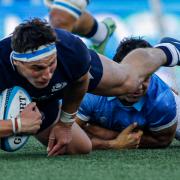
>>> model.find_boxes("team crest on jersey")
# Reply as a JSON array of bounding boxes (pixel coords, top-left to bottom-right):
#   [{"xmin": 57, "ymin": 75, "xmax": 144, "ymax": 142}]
[{"xmin": 51, "ymin": 82, "xmax": 67, "ymax": 92}]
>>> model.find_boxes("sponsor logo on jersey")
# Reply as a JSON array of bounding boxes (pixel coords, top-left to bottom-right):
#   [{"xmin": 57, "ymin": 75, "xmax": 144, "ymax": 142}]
[{"xmin": 51, "ymin": 82, "xmax": 67, "ymax": 92}]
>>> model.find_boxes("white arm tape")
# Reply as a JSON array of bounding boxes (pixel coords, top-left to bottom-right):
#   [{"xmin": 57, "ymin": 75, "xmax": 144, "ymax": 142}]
[
  {"xmin": 52, "ymin": 0, "xmax": 89, "ymax": 18},
  {"xmin": 154, "ymin": 43, "xmax": 180, "ymax": 66},
  {"xmin": 60, "ymin": 110, "xmax": 77, "ymax": 123}
]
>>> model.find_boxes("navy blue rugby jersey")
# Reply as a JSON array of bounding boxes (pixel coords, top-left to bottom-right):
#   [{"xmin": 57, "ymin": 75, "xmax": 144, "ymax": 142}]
[{"xmin": 0, "ymin": 29, "xmax": 103, "ymax": 105}]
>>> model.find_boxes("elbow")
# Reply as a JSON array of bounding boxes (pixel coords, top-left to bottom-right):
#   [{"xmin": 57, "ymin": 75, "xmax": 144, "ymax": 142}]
[
  {"xmin": 156, "ymin": 141, "xmax": 171, "ymax": 148},
  {"xmin": 153, "ymin": 137, "xmax": 173, "ymax": 149}
]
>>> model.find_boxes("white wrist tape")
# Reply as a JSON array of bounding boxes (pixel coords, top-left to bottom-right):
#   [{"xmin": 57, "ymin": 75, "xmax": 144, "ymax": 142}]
[
  {"xmin": 60, "ymin": 110, "xmax": 77, "ymax": 123},
  {"xmin": 11, "ymin": 115, "xmax": 22, "ymax": 134},
  {"xmin": 16, "ymin": 115, "xmax": 22, "ymax": 133},
  {"xmin": 11, "ymin": 118, "xmax": 16, "ymax": 134}
]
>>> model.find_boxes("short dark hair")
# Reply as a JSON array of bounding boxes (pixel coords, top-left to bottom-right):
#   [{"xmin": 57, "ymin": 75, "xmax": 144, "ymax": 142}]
[
  {"xmin": 11, "ymin": 18, "xmax": 57, "ymax": 53},
  {"xmin": 113, "ymin": 37, "xmax": 152, "ymax": 63}
]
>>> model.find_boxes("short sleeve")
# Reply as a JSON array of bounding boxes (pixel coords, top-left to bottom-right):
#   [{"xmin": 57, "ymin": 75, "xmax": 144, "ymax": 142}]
[
  {"xmin": 146, "ymin": 90, "xmax": 176, "ymax": 131},
  {"xmin": 77, "ymin": 93, "xmax": 98, "ymax": 122},
  {"xmin": 55, "ymin": 29, "xmax": 91, "ymax": 81}
]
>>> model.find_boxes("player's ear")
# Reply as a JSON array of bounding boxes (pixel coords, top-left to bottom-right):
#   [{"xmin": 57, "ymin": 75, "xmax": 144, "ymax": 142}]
[
  {"xmin": 13, "ymin": 60, "xmax": 18, "ymax": 66},
  {"xmin": 13, "ymin": 60, "xmax": 23, "ymax": 66}
]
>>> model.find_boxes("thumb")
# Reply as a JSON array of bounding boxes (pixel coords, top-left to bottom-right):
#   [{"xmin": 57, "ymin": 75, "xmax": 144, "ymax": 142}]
[
  {"xmin": 122, "ymin": 122, "xmax": 138, "ymax": 134},
  {"xmin": 137, "ymin": 130, "xmax": 143, "ymax": 137}
]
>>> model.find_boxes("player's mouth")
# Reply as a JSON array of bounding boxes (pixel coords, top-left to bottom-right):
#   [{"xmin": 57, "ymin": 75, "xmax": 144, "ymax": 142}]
[{"xmin": 36, "ymin": 80, "xmax": 50, "ymax": 87}]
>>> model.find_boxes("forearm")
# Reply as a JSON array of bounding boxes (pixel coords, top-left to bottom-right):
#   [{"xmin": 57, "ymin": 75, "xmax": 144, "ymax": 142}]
[
  {"xmin": 61, "ymin": 73, "xmax": 89, "ymax": 114},
  {"xmin": 122, "ymin": 48, "xmax": 167, "ymax": 80},
  {"xmin": 83, "ymin": 123, "xmax": 119, "ymax": 140},
  {"xmin": 0, "ymin": 120, "xmax": 13, "ymax": 137},
  {"xmin": 139, "ymin": 133, "xmax": 172, "ymax": 148},
  {"xmin": 91, "ymin": 137, "xmax": 116, "ymax": 150}
]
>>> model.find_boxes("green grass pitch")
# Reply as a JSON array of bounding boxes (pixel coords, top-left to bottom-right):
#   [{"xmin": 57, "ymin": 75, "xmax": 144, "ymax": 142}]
[{"xmin": 0, "ymin": 137, "xmax": 180, "ymax": 180}]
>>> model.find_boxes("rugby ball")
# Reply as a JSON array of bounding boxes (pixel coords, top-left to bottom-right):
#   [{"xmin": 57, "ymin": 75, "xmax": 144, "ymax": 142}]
[{"xmin": 0, "ymin": 86, "xmax": 31, "ymax": 152}]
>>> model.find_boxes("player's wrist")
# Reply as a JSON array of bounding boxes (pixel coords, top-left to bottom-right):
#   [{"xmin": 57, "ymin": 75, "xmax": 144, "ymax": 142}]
[
  {"xmin": 59, "ymin": 110, "xmax": 77, "ymax": 126},
  {"xmin": 11, "ymin": 115, "xmax": 22, "ymax": 134},
  {"xmin": 109, "ymin": 139, "xmax": 124, "ymax": 149}
]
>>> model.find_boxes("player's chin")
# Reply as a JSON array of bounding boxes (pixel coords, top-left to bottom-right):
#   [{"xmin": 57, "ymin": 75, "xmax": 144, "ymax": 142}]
[
  {"xmin": 33, "ymin": 81, "xmax": 50, "ymax": 88},
  {"xmin": 126, "ymin": 97, "xmax": 140, "ymax": 103}
]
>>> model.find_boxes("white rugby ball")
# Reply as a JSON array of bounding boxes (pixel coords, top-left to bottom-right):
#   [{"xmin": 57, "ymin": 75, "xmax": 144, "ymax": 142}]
[{"xmin": 0, "ymin": 86, "xmax": 31, "ymax": 152}]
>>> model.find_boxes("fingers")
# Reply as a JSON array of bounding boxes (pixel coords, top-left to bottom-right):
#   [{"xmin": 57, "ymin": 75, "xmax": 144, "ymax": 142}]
[
  {"xmin": 47, "ymin": 144, "xmax": 66, "ymax": 157},
  {"xmin": 47, "ymin": 135, "xmax": 56, "ymax": 154},
  {"xmin": 137, "ymin": 130, "xmax": 143, "ymax": 137},
  {"xmin": 127, "ymin": 131, "xmax": 142, "ymax": 148},
  {"xmin": 25, "ymin": 102, "xmax": 37, "ymax": 110}
]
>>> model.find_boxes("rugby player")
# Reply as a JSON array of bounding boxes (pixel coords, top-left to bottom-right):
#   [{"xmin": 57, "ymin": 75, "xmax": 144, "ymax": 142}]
[
  {"xmin": 0, "ymin": 18, "xmax": 179, "ymax": 155},
  {"xmin": 76, "ymin": 37, "xmax": 180, "ymax": 149},
  {"xmin": 43, "ymin": 0, "xmax": 116, "ymax": 54}
]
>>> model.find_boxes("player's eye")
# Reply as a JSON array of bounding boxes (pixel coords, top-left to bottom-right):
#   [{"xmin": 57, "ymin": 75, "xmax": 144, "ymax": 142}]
[{"xmin": 32, "ymin": 66, "xmax": 45, "ymax": 71}]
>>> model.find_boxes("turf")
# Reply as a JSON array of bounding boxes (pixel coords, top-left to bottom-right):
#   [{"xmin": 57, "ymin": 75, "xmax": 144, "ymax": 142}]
[{"xmin": 0, "ymin": 137, "xmax": 180, "ymax": 180}]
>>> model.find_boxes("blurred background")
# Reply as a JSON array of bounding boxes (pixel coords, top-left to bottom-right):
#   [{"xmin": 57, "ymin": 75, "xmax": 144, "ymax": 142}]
[
  {"xmin": 0, "ymin": 0, "xmax": 180, "ymax": 53},
  {"xmin": 0, "ymin": 0, "xmax": 180, "ymax": 89}
]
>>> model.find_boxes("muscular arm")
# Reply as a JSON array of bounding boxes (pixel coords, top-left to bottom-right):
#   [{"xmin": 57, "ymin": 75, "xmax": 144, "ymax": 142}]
[
  {"xmin": 93, "ymin": 48, "xmax": 167, "ymax": 96},
  {"xmin": 61, "ymin": 72, "xmax": 89, "ymax": 115},
  {"xmin": 76, "ymin": 118, "xmax": 119, "ymax": 140},
  {"xmin": 76, "ymin": 118, "xmax": 142, "ymax": 150},
  {"xmin": 139, "ymin": 123, "xmax": 177, "ymax": 148}
]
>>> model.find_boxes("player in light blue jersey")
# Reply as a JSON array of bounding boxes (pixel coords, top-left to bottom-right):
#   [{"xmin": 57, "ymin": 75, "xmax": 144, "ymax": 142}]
[
  {"xmin": 43, "ymin": 0, "xmax": 116, "ymax": 54},
  {"xmin": 1, "ymin": 18, "xmax": 180, "ymax": 155},
  {"xmin": 76, "ymin": 37, "xmax": 180, "ymax": 149}
]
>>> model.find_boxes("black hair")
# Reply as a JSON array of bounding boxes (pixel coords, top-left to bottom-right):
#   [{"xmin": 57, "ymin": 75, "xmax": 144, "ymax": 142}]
[
  {"xmin": 113, "ymin": 37, "xmax": 152, "ymax": 63},
  {"xmin": 11, "ymin": 18, "xmax": 57, "ymax": 53}
]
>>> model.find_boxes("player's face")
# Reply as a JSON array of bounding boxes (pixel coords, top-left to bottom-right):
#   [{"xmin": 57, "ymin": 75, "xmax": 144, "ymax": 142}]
[
  {"xmin": 118, "ymin": 78, "xmax": 150, "ymax": 104},
  {"xmin": 14, "ymin": 53, "xmax": 57, "ymax": 88}
]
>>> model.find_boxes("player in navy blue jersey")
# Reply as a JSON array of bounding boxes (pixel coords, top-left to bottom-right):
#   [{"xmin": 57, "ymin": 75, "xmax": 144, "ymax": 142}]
[
  {"xmin": 76, "ymin": 37, "xmax": 180, "ymax": 149},
  {"xmin": 43, "ymin": 0, "xmax": 116, "ymax": 54},
  {"xmin": 0, "ymin": 18, "xmax": 180, "ymax": 156}
]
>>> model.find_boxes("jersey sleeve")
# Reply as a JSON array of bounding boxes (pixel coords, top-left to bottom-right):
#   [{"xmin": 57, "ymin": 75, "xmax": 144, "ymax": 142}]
[
  {"xmin": 146, "ymin": 90, "xmax": 177, "ymax": 132},
  {"xmin": 55, "ymin": 29, "xmax": 91, "ymax": 81},
  {"xmin": 77, "ymin": 93, "xmax": 98, "ymax": 122}
]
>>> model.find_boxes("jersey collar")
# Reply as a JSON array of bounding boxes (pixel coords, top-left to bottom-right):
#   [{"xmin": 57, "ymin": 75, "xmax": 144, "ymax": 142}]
[{"xmin": 107, "ymin": 96, "xmax": 145, "ymax": 111}]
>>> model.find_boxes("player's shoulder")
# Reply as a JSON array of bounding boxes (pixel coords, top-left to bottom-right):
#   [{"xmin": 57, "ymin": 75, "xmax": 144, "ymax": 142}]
[
  {"xmin": 54, "ymin": 28, "xmax": 91, "ymax": 80},
  {"xmin": 54, "ymin": 28, "xmax": 88, "ymax": 54},
  {"xmin": 148, "ymin": 74, "xmax": 170, "ymax": 94},
  {"xmin": 55, "ymin": 28, "xmax": 79, "ymax": 44},
  {"xmin": 145, "ymin": 74, "xmax": 175, "ymax": 109},
  {"xmin": 0, "ymin": 36, "xmax": 12, "ymax": 65},
  {"xmin": 146, "ymin": 78, "xmax": 175, "ymax": 112},
  {"xmin": 0, "ymin": 35, "xmax": 11, "ymax": 49},
  {"xmin": 82, "ymin": 93, "xmax": 108, "ymax": 106}
]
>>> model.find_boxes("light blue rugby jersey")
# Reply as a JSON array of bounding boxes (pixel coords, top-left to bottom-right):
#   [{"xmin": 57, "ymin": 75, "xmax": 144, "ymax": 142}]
[{"xmin": 77, "ymin": 74, "xmax": 177, "ymax": 132}]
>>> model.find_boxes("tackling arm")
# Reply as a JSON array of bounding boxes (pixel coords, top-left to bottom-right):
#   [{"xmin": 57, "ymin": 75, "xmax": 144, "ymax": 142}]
[
  {"xmin": 77, "ymin": 118, "xmax": 143, "ymax": 150},
  {"xmin": 120, "ymin": 37, "xmax": 180, "ymax": 94}
]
